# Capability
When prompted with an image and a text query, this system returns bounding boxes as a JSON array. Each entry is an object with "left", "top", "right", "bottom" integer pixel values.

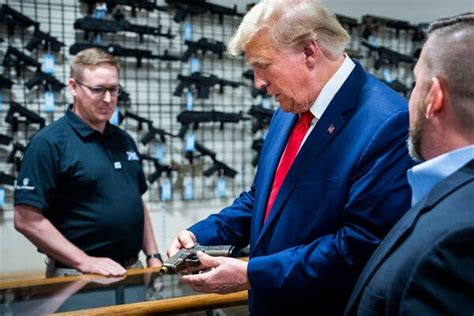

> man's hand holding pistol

[{"left": 164, "top": 230, "right": 250, "bottom": 294}]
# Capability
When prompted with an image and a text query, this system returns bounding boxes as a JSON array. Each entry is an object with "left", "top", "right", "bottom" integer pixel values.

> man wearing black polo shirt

[{"left": 14, "top": 48, "right": 163, "bottom": 277}]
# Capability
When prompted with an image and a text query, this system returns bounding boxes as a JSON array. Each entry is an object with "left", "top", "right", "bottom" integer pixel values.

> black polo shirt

[{"left": 14, "top": 109, "right": 148, "bottom": 263}]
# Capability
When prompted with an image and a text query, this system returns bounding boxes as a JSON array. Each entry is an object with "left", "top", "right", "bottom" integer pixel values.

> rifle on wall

[
  {"left": 74, "top": 16, "right": 175, "bottom": 42},
  {"left": 174, "top": 72, "right": 245, "bottom": 99},
  {"left": 176, "top": 110, "right": 249, "bottom": 138},
  {"left": 26, "top": 29, "right": 65, "bottom": 52},
  {"left": 165, "top": 0, "right": 243, "bottom": 24},
  {"left": 0, "top": 4, "right": 39, "bottom": 36},
  {"left": 5, "top": 102, "right": 46, "bottom": 132},
  {"left": 79, "top": 0, "right": 167, "bottom": 17},
  {"left": 2, "top": 46, "right": 41, "bottom": 76},
  {"left": 181, "top": 37, "right": 226, "bottom": 61},
  {"left": 70, "top": 42, "right": 167, "bottom": 67}
]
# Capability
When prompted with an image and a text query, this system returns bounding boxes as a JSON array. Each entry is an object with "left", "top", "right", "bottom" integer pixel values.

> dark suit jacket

[
  {"left": 189, "top": 62, "right": 414, "bottom": 315},
  {"left": 345, "top": 160, "right": 474, "bottom": 316}
]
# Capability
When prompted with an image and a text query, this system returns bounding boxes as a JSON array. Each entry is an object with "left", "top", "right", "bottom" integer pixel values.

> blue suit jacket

[
  {"left": 189, "top": 62, "right": 414, "bottom": 315},
  {"left": 345, "top": 160, "right": 474, "bottom": 316}
]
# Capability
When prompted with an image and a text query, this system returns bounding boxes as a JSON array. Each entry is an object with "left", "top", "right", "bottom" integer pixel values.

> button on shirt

[{"left": 407, "top": 145, "right": 474, "bottom": 206}]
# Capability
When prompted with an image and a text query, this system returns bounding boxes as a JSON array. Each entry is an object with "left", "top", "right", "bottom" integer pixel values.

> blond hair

[
  {"left": 228, "top": 0, "right": 350, "bottom": 59},
  {"left": 70, "top": 48, "right": 120, "bottom": 80}
]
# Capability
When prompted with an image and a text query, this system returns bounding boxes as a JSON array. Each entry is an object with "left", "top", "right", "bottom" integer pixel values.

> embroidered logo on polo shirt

[
  {"left": 126, "top": 151, "right": 139, "bottom": 161},
  {"left": 16, "top": 178, "right": 35, "bottom": 190}
]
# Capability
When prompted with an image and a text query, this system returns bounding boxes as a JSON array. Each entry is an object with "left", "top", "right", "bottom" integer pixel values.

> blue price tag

[
  {"left": 190, "top": 58, "right": 201, "bottom": 73},
  {"left": 186, "top": 91, "right": 193, "bottom": 110},
  {"left": 160, "top": 178, "right": 172, "bottom": 201},
  {"left": 109, "top": 108, "right": 120, "bottom": 125},
  {"left": 183, "top": 176, "right": 194, "bottom": 200},
  {"left": 368, "top": 35, "right": 379, "bottom": 47},
  {"left": 92, "top": 34, "right": 102, "bottom": 44},
  {"left": 0, "top": 187, "right": 5, "bottom": 207},
  {"left": 155, "top": 144, "right": 165, "bottom": 162},
  {"left": 261, "top": 97, "right": 272, "bottom": 109},
  {"left": 185, "top": 131, "right": 195, "bottom": 152},
  {"left": 42, "top": 53, "right": 55, "bottom": 74},
  {"left": 44, "top": 91, "right": 55, "bottom": 112},
  {"left": 383, "top": 68, "right": 393, "bottom": 83},
  {"left": 215, "top": 177, "right": 227, "bottom": 198},
  {"left": 183, "top": 22, "right": 193, "bottom": 41},
  {"left": 95, "top": 3, "right": 107, "bottom": 19}
]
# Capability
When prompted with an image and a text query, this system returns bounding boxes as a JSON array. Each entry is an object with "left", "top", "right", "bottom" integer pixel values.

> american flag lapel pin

[{"left": 327, "top": 123, "right": 336, "bottom": 134}]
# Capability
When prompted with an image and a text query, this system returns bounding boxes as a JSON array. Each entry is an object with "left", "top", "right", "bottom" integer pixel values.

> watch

[{"left": 146, "top": 253, "right": 163, "bottom": 262}]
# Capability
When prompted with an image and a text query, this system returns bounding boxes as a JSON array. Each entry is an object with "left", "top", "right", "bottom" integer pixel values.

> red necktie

[{"left": 264, "top": 111, "right": 314, "bottom": 222}]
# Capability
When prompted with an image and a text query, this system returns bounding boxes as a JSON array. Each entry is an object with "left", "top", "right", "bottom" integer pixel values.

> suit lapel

[
  {"left": 346, "top": 159, "right": 474, "bottom": 314},
  {"left": 252, "top": 111, "right": 297, "bottom": 229},
  {"left": 255, "top": 62, "right": 367, "bottom": 245}
]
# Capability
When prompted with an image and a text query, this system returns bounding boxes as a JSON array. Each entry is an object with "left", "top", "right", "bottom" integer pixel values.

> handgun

[{"left": 160, "top": 244, "right": 236, "bottom": 274}]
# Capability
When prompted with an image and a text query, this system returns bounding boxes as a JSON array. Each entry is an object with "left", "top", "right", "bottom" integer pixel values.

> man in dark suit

[
  {"left": 166, "top": 1, "right": 413, "bottom": 314},
  {"left": 345, "top": 13, "right": 474, "bottom": 316}
]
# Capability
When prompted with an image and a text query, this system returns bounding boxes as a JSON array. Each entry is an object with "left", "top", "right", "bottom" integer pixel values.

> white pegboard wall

[{"left": 0, "top": 0, "right": 264, "bottom": 211}]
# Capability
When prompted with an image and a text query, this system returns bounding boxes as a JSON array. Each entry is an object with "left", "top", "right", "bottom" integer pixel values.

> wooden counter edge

[
  {"left": 0, "top": 267, "right": 159, "bottom": 290},
  {"left": 52, "top": 290, "right": 248, "bottom": 315},
  {"left": 0, "top": 259, "right": 249, "bottom": 290}
]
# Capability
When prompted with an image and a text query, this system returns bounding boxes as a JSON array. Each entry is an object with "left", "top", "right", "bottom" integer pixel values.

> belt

[{"left": 53, "top": 256, "right": 138, "bottom": 268}]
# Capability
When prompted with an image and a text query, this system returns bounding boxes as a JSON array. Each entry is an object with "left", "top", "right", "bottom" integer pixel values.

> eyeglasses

[{"left": 74, "top": 79, "right": 123, "bottom": 98}]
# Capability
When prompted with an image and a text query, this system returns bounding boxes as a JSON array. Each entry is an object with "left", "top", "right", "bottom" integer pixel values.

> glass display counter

[{"left": 0, "top": 268, "right": 248, "bottom": 315}]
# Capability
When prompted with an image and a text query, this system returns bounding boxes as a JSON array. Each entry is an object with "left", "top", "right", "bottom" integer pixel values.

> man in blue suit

[
  {"left": 345, "top": 13, "right": 474, "bottom": 316},
  {"left": 167, "top": 0, "right": 413, "bottom": 314}
]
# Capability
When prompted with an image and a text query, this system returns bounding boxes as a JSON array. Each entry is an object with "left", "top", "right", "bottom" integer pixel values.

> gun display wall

[{"left": 0, "top": 1, "right": 426, "bottom": 211}]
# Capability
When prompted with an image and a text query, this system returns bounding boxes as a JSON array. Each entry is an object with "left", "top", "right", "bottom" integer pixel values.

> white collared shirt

[{"left": 299, "top": 55, "right": 355, "bottom": 151}]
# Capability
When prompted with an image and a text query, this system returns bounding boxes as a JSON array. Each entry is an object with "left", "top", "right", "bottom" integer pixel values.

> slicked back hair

[{"left": 227, "top": 0, "right": 350, "bottom": 60}]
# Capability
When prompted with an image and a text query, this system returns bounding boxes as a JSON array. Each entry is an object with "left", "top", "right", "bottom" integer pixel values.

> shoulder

[
  {"left": 425, "top": 162, "right": 474, "bottom": 213},
  {"left": 359, "top": 73, "right": 408, "bottom": 114},
  {"left": 353, "top": 74, "right": 410, "bottom": 147},
  {"left": 25, "top": 116, "right": 70, "bottom": 152}
]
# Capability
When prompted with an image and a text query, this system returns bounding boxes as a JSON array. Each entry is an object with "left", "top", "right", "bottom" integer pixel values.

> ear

[
  {"left": 68, "top": 78, "right": 78, "bottom": 97},
  {"left": 424, "top": 77, "right": 444, "bottom": 119},
  {"left": 303, "top": 40, "right": 319, "bottom": 68}
]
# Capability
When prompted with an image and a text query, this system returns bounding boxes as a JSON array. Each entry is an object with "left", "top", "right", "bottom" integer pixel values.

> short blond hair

[
  {"left": 70, "top": 48, "right": 120, "bottom": 80},
  {"left": 228, "top": 0, "right": 350, "bottom": 59}
]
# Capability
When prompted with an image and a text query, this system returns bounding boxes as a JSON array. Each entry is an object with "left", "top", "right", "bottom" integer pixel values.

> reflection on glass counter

[{"left": 0, "top": 271, "right": 200, "bottom": 315}]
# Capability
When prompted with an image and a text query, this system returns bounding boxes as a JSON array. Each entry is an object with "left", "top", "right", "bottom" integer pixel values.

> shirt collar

[
  {"left": 407, "top": 144, "right": 474, "bottom": 206},
  {"left": 65, "top": 105, "right": 115, "bottom": 138},
  {"left": 309, "top": 55, "right": 355, "bottom": 120}
]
